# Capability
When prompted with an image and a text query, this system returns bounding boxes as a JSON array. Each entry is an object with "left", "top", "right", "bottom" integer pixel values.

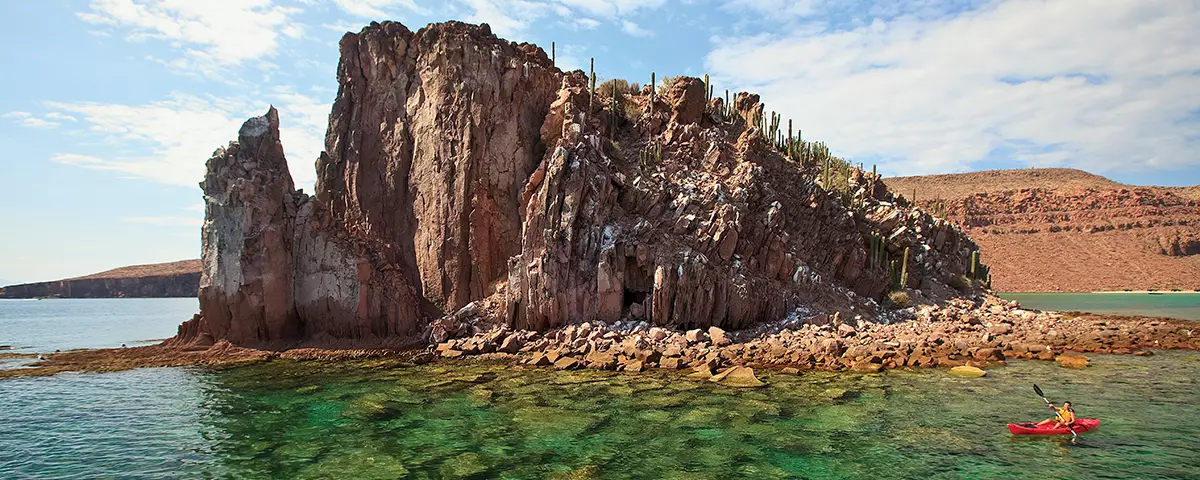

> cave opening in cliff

[{"left": 623, "top": 288, "right": 649, "bottom": 317}]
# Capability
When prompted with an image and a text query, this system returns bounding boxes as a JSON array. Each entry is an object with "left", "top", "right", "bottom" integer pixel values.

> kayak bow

[{"left": 1007, "top": 418, "right": 1100, "bottom": 436}]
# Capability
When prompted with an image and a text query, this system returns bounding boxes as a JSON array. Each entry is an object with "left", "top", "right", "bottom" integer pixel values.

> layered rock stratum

[
  {"left": 175, "top": 21, "right": 985, "bottom": 348},
  {"left": 886, "top": 169, "right": 1200, "bottom": 292},
  {"left": 0, "top": 260, "right": 201, "bottom": 299}
]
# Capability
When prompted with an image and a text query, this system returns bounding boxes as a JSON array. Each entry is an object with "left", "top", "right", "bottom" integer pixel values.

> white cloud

[
  {"left": 5, "top": 112, "right": 63, "bottom": 128},
  {"left": 122, "top": 216, "right": 204, "bottom": 227},
  {"left": 707, "top": 0, "right": 1200, "bottom": 177},
  {"left": 572, "top": 18, "right": 601, "bottom": 30},
  {"left": 453, "top": 0, "right": 670, "bottom": 38},
  {"left": 46, "top": 92, "right": 328, "bottom": 190},
  {"left": 558, "top": 0, "right": 668, "bottom": 18},
  {"left": 621, "top": 20, "right": 653, "bottom": 37},
  {"left": 459, "top": 0, "right": 546, "bottom": 37},
  {"left": 79, "top": 0, "right": 303, "bottom": 76},
  {"left": 335, "top": 0, "right": 428, "bottom": 17},
  {"left": 45, "top": 112, "right": 79, "bottom": 122}
]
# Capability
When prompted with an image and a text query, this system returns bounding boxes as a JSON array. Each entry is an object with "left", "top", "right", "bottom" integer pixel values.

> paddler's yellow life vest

[{"left": 1056, "top": 407, "right": 1075, "bottom": 423}]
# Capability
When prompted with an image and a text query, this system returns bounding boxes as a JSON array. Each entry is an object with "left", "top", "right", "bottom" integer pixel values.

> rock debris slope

[{"left": 177, "top": 21, "right": 984, "bottom": 347}]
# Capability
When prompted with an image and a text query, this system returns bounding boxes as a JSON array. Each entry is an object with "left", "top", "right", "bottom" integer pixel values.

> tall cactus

[
  {"left": 969, "top": 250, "right": 980, "bottom": 280},
  {"left": 588, "top": 58, "right": 595, "bottom": 118},
  {"left": 650, "top": 72, "right": 656, "bottom": 118},
  {"left": 551, "top": 42, "right": 555, "bottom": 67},
  {"left": 901, "top": 246, "right": 911, "bottom": 289}
]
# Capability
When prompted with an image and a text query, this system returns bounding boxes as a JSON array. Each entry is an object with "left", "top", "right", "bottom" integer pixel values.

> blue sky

[{"left": 1, "top": 0, "right": 1198, "bottom": 284}]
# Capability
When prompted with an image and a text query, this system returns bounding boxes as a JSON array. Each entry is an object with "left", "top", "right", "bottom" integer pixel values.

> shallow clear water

[
  {"left": 1000, "top": 293, "right": 1200, "bottom": 321},
  {"left": 2, "top": 299, "right": 1198, "bottom": 478},
  {"left": 1, "top": 352, "right": 1198, "bottom": 479},
  {"left": 0, "top": 298, "right": 198, "bottom": 353}
]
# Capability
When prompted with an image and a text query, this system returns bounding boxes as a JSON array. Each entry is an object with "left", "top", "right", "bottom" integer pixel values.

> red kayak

[{"left": 1007, "top": 418, "right": 1100, "bottom": 435}]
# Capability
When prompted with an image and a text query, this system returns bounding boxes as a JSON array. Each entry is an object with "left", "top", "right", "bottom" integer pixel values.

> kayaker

[{"left": 1036, "top": 401, "right": 1075, "bottom": 429}]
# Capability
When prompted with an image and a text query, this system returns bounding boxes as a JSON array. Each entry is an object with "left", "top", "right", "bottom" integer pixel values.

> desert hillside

[
  {"left": 0, "top": 260, "right": 201, "bottom": 298},
  {"left": 886, "top": 169, "right": 1200, "bottom": 292}
]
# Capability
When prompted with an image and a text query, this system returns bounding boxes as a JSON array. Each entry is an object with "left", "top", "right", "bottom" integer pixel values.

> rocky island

[{"left": 14, "top": 21, "right": 1198, "bottom": 379}]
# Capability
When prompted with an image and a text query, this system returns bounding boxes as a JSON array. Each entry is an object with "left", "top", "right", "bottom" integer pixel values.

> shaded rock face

[
  {"left": 317, "top": 21, "right": 560, "bottom": 314},
  {"left": 186, "top": 20, "right": 983, "bottom": 346},
  {"left": 198, "top": 107, "right": 301, "bottom": 343}
]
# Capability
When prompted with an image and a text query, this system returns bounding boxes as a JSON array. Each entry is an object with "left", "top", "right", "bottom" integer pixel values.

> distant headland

[{"left": 0, "top": 260, "right": 200, "bottom": 299}]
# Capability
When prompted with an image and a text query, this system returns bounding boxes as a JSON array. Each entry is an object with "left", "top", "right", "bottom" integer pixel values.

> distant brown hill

[
  {"left": 70, "top": 259, "right": 202, "bottom": 280},
  {"left": 886, "top": 169, "right": 1200, "bottom": 292},
  {"left": 0, "top": 260, "right": 201, "bottom": 298}
]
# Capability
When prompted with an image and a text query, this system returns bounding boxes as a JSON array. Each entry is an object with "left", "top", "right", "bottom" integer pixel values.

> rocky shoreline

[
  {"left": 427, "top": 294, "right": 1197, "bottom": 384},
  {"left": 6, "top": 295, "right": 1196, "bottom": 382}
]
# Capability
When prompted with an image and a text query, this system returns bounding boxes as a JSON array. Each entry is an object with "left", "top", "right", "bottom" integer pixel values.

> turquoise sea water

[
  {"left": 1, "top": 300, "right": 1199, "bottom": 479},
  {"left": 1000, "top": 293, "right": 1200, "bottom": 321},
  {"left": 0, "top": 298, "right": 198, "bottom": 353}
]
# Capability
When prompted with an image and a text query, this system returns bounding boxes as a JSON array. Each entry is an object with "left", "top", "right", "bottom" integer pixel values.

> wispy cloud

[
  {"left": 559, "top": 0, "right": 668, "bottom": 18},
  {"left": 335, "top": 0, "right": 429, "bottom": 17},
  {"left": 5, "top": 111, "right": 65, "bottom": 129},
  {"left": 46, "top": 92, "right": 328, "bottom": 189},
  {"left": 707, "top": 0, "right": 1200, "bottom": 177},
  {"left": 458, "top": 0, "right": 546, "bottom": 37},
  {"left": 78, "top": 0, "right": 304, "bottom": 77},
  {"left": 621, "top": 20, "right": 653, "bottom": 37}
]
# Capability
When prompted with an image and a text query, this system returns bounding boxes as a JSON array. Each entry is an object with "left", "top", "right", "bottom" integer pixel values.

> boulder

[
  {"left": 707, "top": 326, "right": 730, "bottom": 347},
  {"left": 949, "top": 365, "right": 987, "bottom": 378},
  {"left": 685, "top": 329, "right": 708, "bottom": 344},
  {"left": 622, "top": 359, "right": 644, "bottom": 373},
  {"left": 585, "top": 351, "right": 618, "bottom": 370},
  {"left": 659, "top": 357, "right": 682, "bottom": 370},
  {"left": 687, "top": 365, "right": 714, "bottom": 379},
  {"left": 780, "top": 367, "right": 800, "bottom": 375},
  {"left": 1056, "top": 353, "right": 1089, "bottom": 369},
  {"left": 974, "top": 347, "right": 1005, "bottom": 362},
  {"left": 710, "top": 366, "right": 765, "bottom": 388},
  {"left": 498, "top": 334, "right": 524, "bottom": 354},
  {"left": 554, "top": 357, "right": 582, "bottom": 370},
  {"left": 837, "top": 323, "right": 857, "bottom": 337}
]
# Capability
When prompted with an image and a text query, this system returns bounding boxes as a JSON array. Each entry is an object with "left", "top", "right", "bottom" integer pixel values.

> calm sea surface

[
  {"left": 1000, "top": 293, "right": 1200, "bottom": 321},
  {"left": 1, "top": 299, "right": 1198, "bottom": 479}
]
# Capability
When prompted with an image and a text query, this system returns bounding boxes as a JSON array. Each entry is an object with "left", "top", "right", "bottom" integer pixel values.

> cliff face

[
  {"left": 316, "top": 21, "right": 560, "bottom": 314},
  {"left": 886, "top": 169, "right": 1200, "bottom": 292},
  {"left": 0, "top": 260, "right": 201, "bottom": 299},
  {"left": 179, "top": 21, "right": 983, "bottom": 348}
]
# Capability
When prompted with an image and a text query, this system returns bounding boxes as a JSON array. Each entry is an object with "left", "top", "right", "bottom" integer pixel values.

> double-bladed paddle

[{"left": 1034, "top": 384, "right": 1077, "bottom": 442}]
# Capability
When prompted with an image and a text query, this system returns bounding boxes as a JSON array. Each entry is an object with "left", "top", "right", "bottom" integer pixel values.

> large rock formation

[
  {"left": 178, "top": 20, "right": 984, "bottom": 348},
  {"left": 886, "top": 169, "right": 1200, "bottom": 292},
  {"left": 0, "top": 260, "right": 201, "bottom": 299}
]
